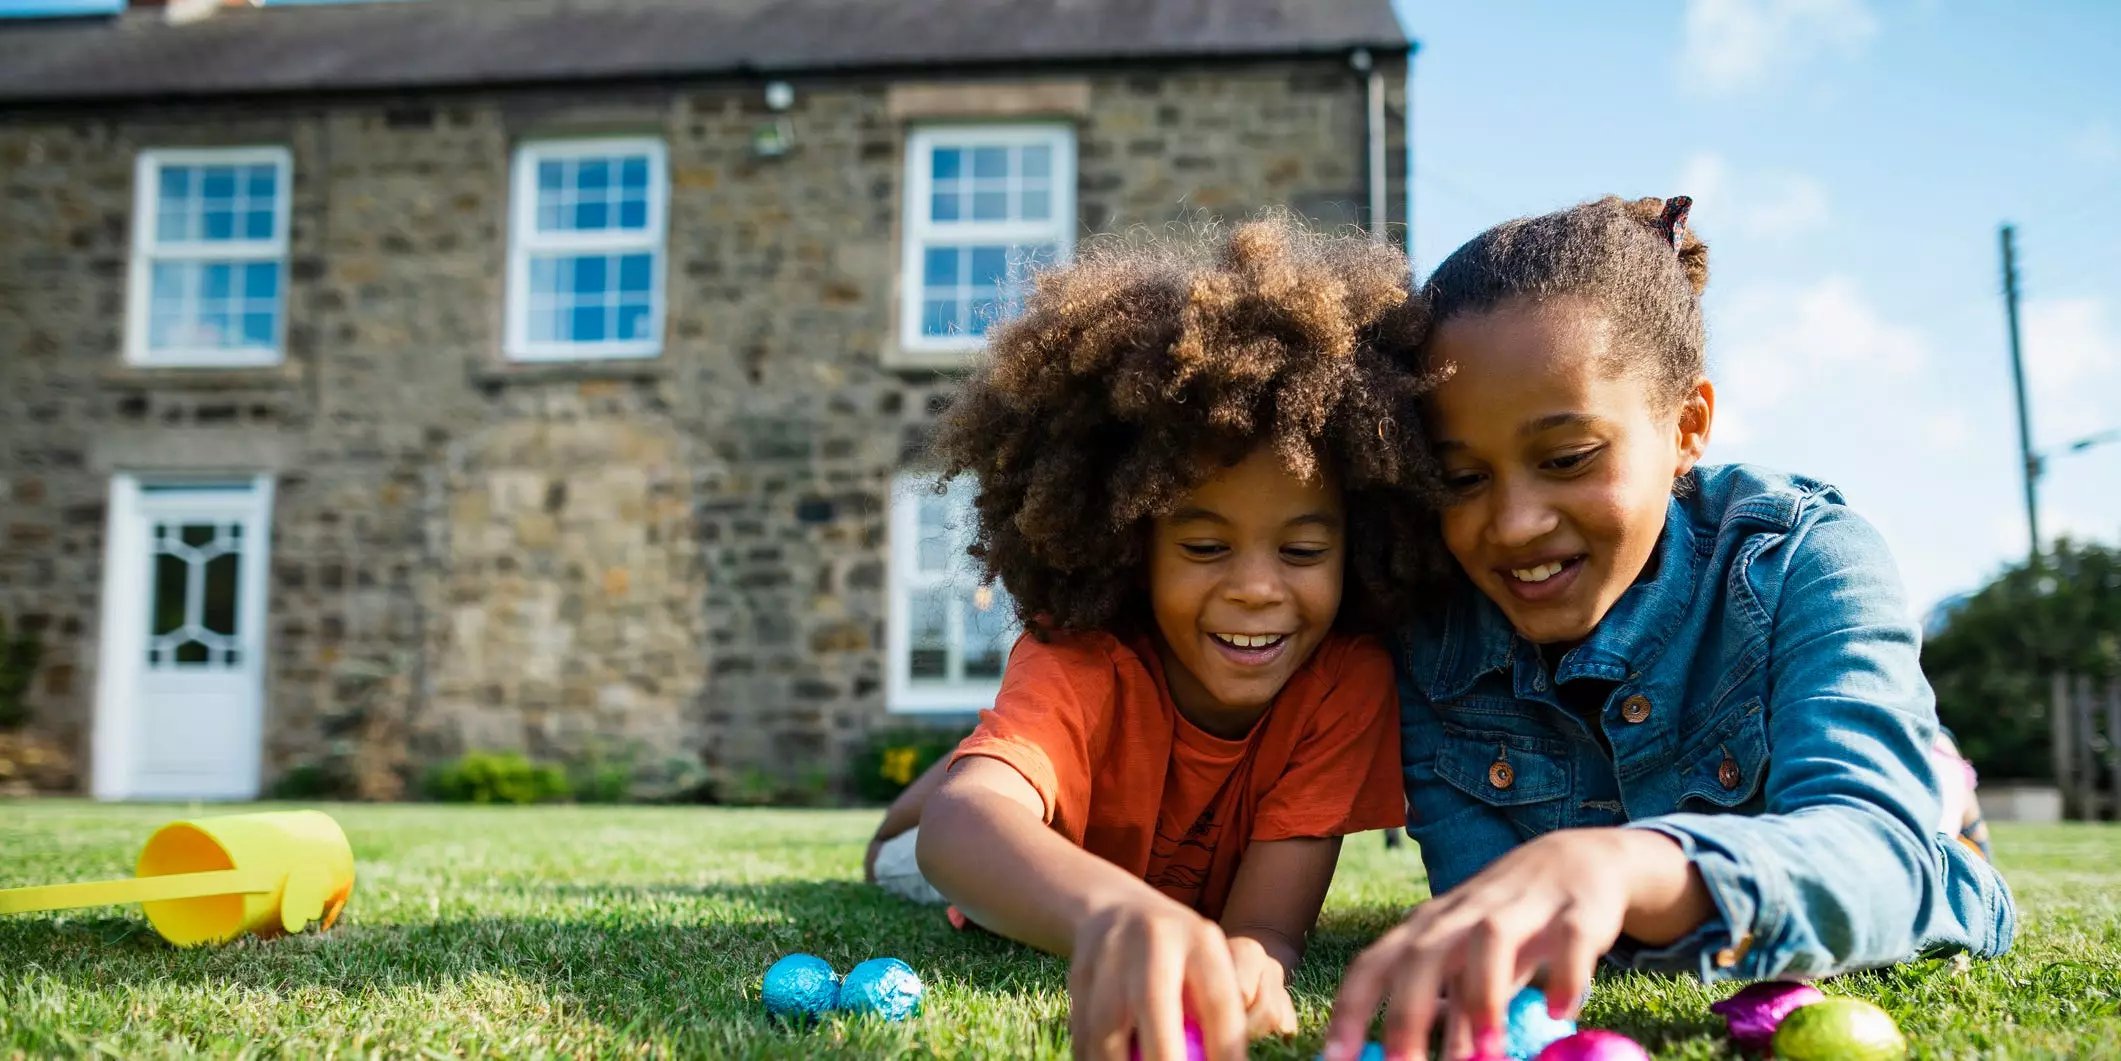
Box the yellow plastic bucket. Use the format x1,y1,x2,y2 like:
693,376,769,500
0,810,355,947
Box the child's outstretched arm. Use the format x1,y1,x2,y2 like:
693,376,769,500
1218,837,1341,1037
919,756,1250,1061
864,754,951,881
1325,506,2016,1060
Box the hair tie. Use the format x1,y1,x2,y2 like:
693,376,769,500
1655,195,1693,250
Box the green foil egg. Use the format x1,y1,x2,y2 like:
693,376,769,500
1770,997,1907,1061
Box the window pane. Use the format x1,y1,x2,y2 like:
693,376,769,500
244,261,278,300
174,640,211,666
245,209,274,240
921,298,957,337
971,147,1008,179
966,296,1000,335
618,197,647,229
575,198,609,230
240,312,273,345
203,207,236,241
571,304,605,342
924,246,959,286
931,147,962,180
538,160,564,191
245,164,277,200
971,190,1007,221
618,253,653,294
157,207,192,243
968,246,1008,287
617,304,652,341
962,583,1015,680
1020,188,1051,221
202,551,241,636
930,190,959,222
908,588,949,681
179,524,216,547
1021,145,1051,179
578,159,610,191
620,156,648,191
573,255,608,297
151,551,188,637
917,492,952,571
201,167,236,200
158,166,191,205
201,263,233,299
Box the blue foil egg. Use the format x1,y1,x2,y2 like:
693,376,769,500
836,957,924,1021
762,953,840,1024
1506,986,1579,1060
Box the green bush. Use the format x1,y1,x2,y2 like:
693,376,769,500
423,751,572,805
849,725,973,805
1927,538,2121,780
0,615,42,731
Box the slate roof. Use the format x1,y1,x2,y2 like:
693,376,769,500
0,0,1409,104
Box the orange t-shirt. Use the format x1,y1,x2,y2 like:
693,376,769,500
948,629,1405,920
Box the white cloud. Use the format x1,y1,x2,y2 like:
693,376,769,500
1710,275,1927,408
2022,297,2121,447
1681,0,1879,95
1676,152,1830,239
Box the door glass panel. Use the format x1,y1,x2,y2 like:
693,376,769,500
152,552,189,637
202,552,240,635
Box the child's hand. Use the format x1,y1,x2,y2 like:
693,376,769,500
1323,828,1707,1061
1068,896,1248,1061
1225,935,1298,1038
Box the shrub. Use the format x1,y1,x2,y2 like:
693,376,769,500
1926,538,2121,779
0,616,42,731
849,725,973,805
423,751,572,805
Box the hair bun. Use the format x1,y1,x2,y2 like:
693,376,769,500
1622,195,1709,296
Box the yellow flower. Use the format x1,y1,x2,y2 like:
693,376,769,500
880,746,920,787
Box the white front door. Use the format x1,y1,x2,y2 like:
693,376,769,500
93,476,274,801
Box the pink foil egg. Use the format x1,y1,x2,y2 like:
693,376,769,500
1128,1017,1206,1061
1710,981,1827,1053
1534,1029,1653,1061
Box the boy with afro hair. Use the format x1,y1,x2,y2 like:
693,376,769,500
866,215,1447,1059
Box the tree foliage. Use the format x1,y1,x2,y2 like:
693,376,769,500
1924,538,2121,780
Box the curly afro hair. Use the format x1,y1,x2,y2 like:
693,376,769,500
930,214,1452,640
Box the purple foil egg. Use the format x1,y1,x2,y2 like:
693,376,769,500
1534,1029,1652,1061
1709,981,1827,1052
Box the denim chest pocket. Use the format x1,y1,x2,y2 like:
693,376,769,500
1672,698,1771,812
1434,725,1575,838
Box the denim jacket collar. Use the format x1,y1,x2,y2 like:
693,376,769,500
1427,495,1704,699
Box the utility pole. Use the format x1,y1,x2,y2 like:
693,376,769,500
2001,225,2041,564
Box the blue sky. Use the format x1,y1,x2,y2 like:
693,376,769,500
1392,0,2121,615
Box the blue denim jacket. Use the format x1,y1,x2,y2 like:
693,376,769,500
1395,463,2016,980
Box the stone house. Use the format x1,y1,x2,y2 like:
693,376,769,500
0,0,1414,801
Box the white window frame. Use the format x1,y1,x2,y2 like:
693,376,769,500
125,146,292,368
896,122,1076,365
504,136,669,362
886,472,1020,713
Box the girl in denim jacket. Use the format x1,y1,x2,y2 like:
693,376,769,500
1323,195,2015,1061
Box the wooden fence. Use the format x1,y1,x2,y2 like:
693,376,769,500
2052,673,2121,820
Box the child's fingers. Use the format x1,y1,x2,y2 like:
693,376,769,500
1455,911,1541,1047
1184,929,1248,1061
1323,927,1400,1058
1128,925,1191,1061
1069,936,1130,1061
1539,914,1602,1022
1378,933,1452,1061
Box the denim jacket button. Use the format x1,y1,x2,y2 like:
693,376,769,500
1621,695,1652,723
1718,755,1743,791
1488,760,1515,789
1714,932,1755,968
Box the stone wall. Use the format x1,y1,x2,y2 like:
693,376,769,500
0,56,1412,798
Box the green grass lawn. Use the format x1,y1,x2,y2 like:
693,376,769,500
2,802,2118,1059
